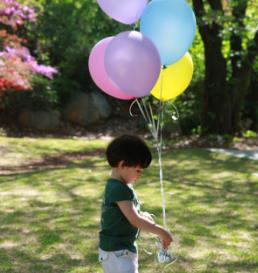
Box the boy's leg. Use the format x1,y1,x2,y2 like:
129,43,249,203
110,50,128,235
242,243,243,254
99,249,138,273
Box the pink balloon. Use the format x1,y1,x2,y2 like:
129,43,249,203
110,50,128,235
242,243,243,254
88,37,133,100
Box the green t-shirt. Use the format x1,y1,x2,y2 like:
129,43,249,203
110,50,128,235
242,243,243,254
99,178,140,253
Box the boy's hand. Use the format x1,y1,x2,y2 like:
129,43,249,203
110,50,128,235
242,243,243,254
140,211,155,223
159,229,173,249
117,200,173,246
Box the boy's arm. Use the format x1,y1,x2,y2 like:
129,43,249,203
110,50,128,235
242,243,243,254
140,211,155,223
117,200,172,249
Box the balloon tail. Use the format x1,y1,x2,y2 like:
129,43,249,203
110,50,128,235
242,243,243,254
141,98,158,139
129,99,138,117
166,102,180,121
134,98,157,139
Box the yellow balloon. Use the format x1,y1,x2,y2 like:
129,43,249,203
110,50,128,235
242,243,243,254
151,52,193,101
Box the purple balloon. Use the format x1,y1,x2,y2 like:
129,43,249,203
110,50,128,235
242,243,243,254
97,0,147,25
104,31,161,97
88,37,133,100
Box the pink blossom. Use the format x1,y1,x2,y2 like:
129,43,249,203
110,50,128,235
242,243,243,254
0,0,57,91
0,0,36,28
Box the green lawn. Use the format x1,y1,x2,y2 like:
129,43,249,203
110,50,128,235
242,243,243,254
0,136,257,273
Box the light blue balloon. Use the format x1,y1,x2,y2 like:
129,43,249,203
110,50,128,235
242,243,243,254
140,0,196,65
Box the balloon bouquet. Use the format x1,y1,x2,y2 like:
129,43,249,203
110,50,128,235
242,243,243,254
89,0,196,267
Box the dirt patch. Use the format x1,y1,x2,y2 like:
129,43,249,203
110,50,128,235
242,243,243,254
1,118,257,175
164,135,258,150
1,136,257,176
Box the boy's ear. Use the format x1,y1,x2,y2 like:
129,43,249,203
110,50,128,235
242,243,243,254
118,160,125,168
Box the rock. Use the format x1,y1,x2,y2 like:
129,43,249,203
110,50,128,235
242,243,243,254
91,92,111,119
63,91,111,126
242,118,253,130
18,109,60,131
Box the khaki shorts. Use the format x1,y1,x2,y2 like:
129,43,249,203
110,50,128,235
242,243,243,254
99,248,139,273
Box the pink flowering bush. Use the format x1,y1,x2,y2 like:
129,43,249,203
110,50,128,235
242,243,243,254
0,0,57,91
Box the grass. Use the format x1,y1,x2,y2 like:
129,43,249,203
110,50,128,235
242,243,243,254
0,136,257,273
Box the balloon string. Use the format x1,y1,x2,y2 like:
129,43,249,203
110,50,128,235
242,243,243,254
129,99,138,117
141,98,158,139
129,70,171,254
131,98,173,267
147,100,167,228
156,69,165,138
130,70,168,228
157,102,167,229
148,102,158,140
166,102,180,121
155,69,167,228
129,98,157,139
162,259,177,272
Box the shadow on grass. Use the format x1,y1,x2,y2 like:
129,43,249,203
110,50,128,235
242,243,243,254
0,248,99,273
0,196,101,272
0,149,105,176
0,157,105,272
0,147,257,272
135,148,257,272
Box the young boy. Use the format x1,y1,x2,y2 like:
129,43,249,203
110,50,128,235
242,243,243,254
99,135,173,273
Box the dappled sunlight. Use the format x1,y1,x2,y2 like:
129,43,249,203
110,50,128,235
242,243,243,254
0,138,257,272
0,240,20,249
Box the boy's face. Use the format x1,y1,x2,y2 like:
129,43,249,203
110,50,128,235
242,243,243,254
118,163,143,184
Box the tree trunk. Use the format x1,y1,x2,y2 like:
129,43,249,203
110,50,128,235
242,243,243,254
231,30,258,132
246,74,258,131
193,0,257,134
193,0,231,133
229,0,248,132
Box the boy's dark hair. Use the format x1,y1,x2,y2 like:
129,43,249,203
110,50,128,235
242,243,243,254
106,135,152,168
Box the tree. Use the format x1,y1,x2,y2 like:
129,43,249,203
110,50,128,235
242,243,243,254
21,0,128,105
192,0,258,134
0,0,57,91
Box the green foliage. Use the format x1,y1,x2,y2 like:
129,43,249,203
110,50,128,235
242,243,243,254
6,0,257,134
2,73,58,118
190,30,205,83
192,125,203,135
169,74,203,134
31,75,58,104
242,130,258,138
24,0,128,105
